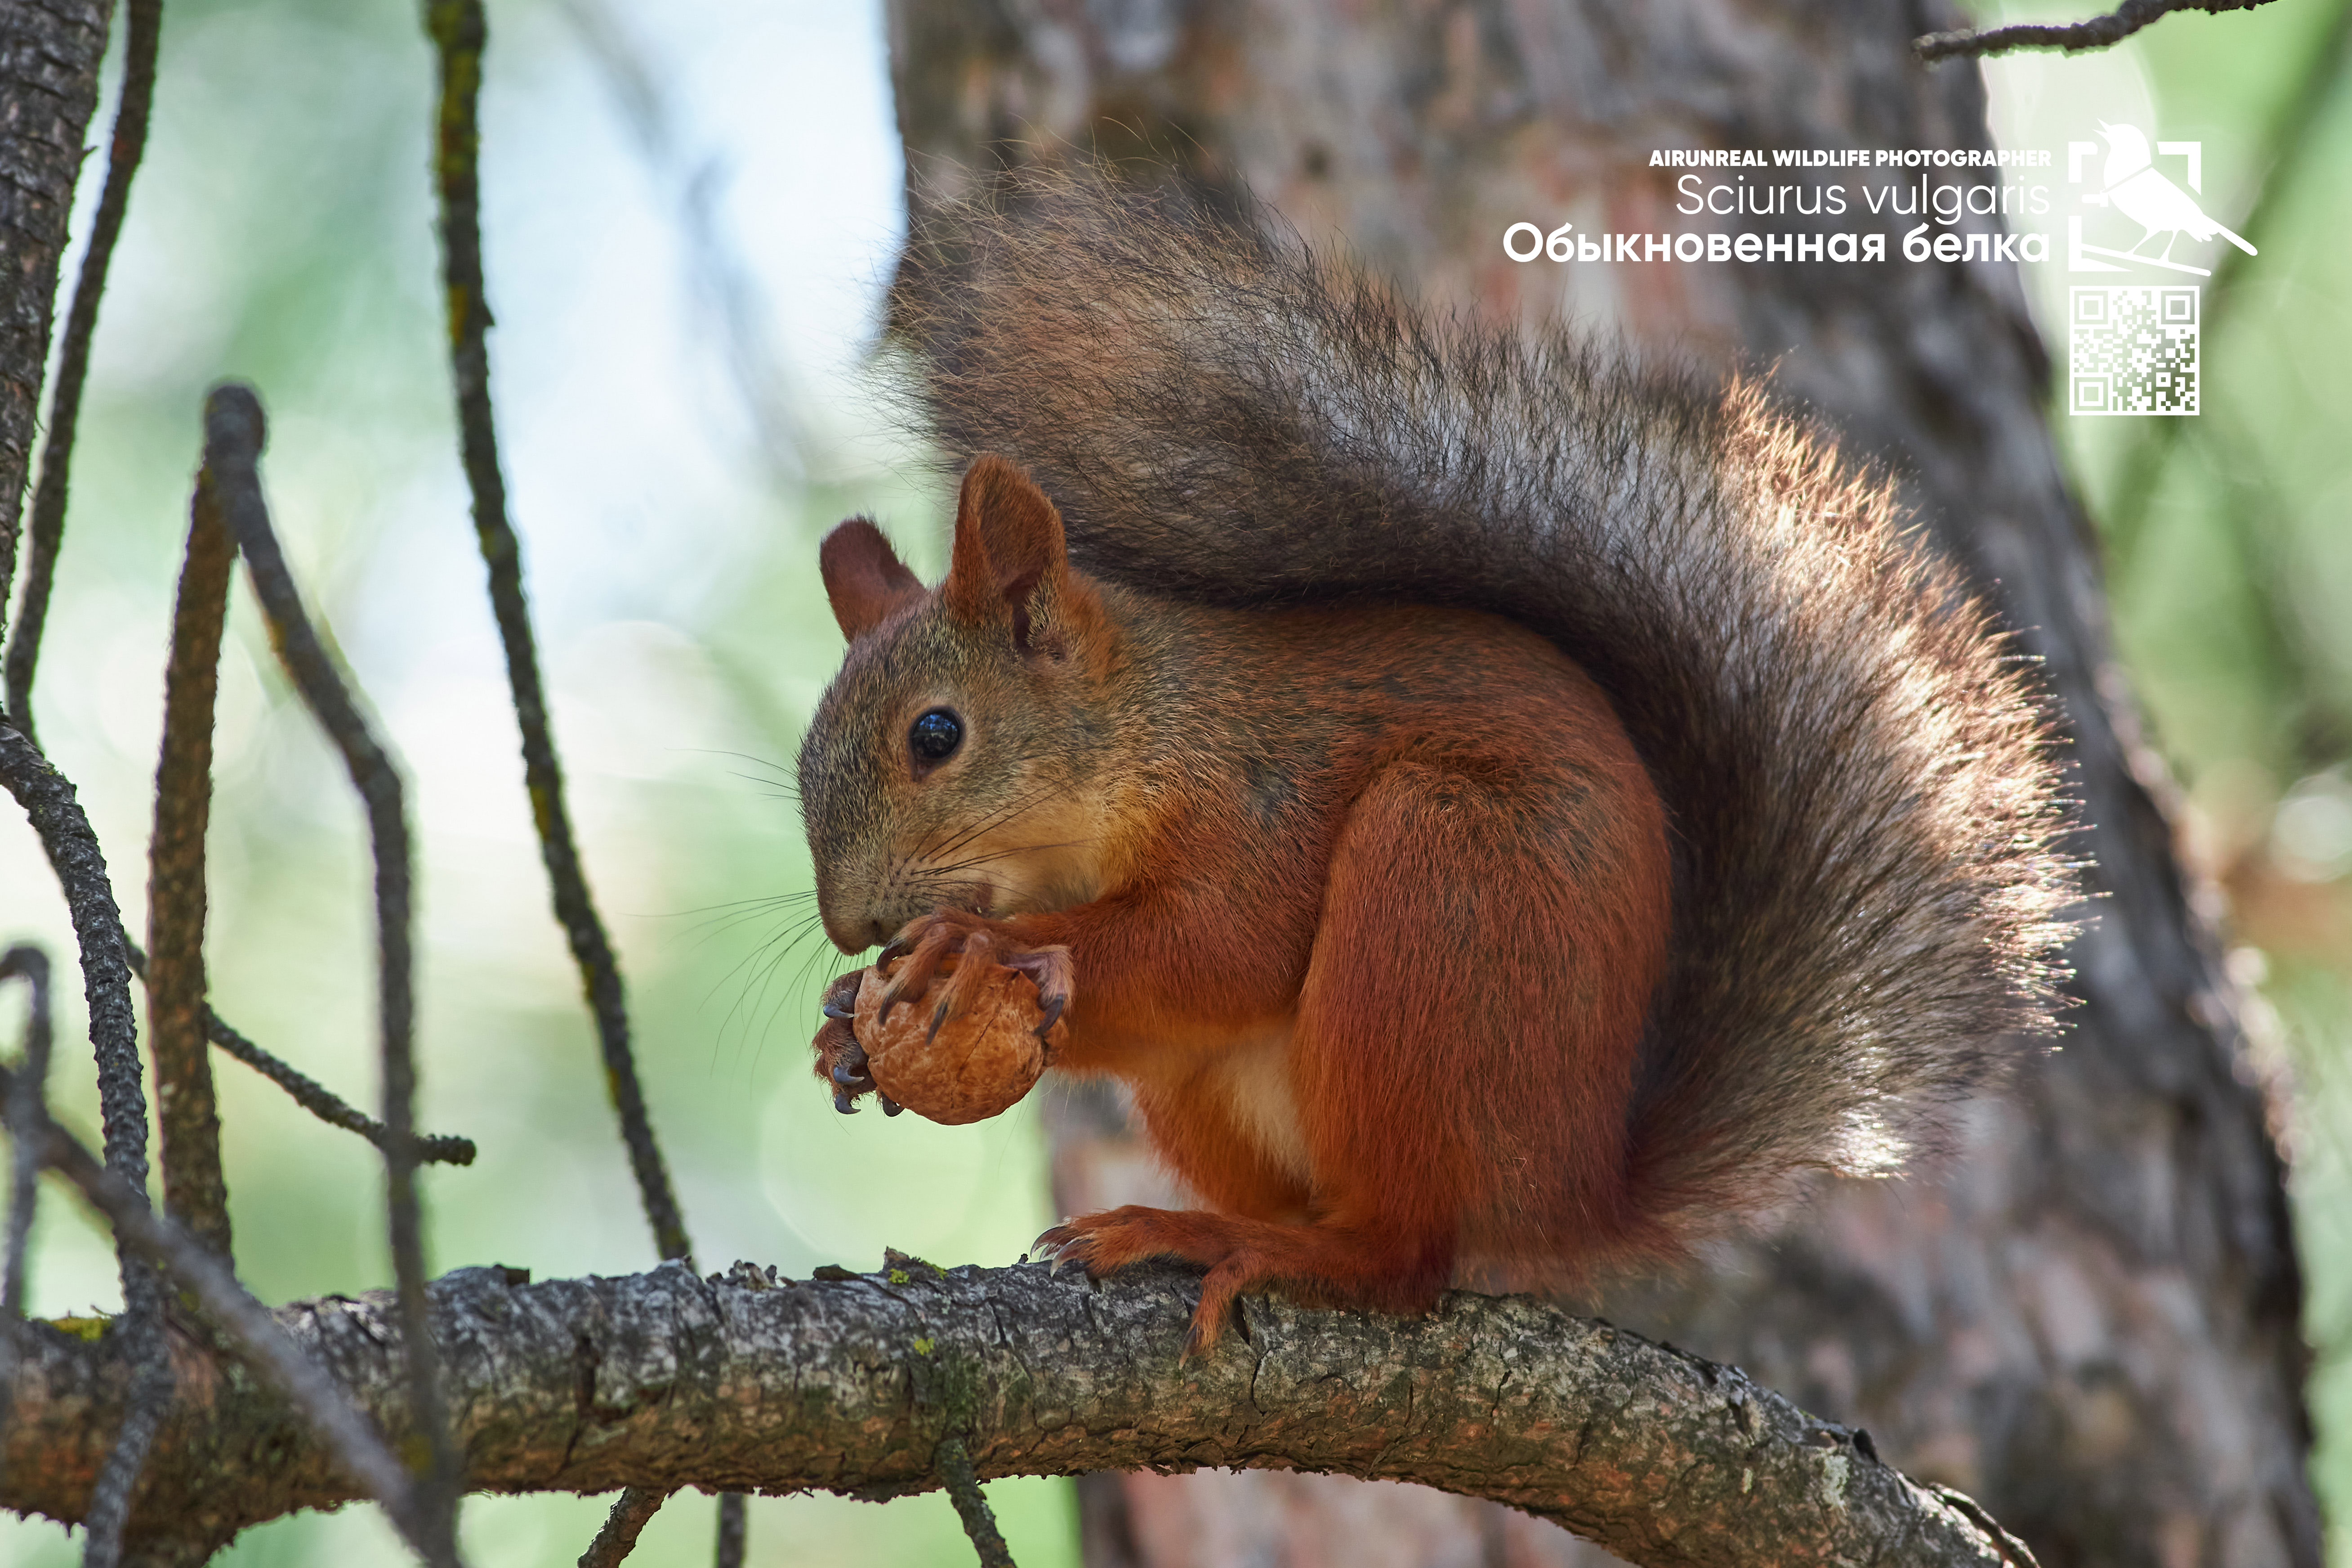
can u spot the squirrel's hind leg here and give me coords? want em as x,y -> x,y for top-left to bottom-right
1285,756 -> 1665,1279
1040,755 -> 1664,1350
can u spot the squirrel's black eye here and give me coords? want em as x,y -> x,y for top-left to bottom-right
908,708 -> 963,765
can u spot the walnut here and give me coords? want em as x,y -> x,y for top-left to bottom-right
851,955 -> 1056,1125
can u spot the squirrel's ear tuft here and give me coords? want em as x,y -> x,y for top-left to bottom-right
944,455 -> 1075,657
819,518 -> 924,642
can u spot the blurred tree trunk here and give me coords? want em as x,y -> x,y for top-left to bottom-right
884,3 -> 2321,1566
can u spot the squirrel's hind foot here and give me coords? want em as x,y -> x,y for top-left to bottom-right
1034,1206 -> 1451,1355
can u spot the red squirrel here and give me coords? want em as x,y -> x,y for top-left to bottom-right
799,172 -> 2075,1351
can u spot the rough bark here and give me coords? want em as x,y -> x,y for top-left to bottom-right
886,3 -> 2317,1565
0,1260 -> 2033,1567
0,0 -> 111,630
147,477 -> 238,1261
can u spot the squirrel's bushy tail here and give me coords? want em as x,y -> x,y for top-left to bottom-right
887,169 -> 2076,1238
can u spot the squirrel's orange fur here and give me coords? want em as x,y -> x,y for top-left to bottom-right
798,172 -> 2075,1350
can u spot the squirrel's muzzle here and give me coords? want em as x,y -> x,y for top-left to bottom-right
813,864 -> 892,954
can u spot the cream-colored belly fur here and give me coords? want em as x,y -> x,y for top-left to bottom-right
1198,1021 -> 1312,1185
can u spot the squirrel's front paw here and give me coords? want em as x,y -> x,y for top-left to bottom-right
805,912 -> 1072,1127
877,910 -> 1073,1042
812,968 -> 902,1117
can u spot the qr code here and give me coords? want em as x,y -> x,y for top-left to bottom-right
2070,286 -> 2199,416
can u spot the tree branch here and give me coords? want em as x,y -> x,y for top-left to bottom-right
146,451 -> 237,1259
421,0 -> 692,1270
0,0 -> 112,628
3,1257 -> 2032,1566
0,717 -> 171,1568
936,1435 -> 1018,1568
712,1490 -> 745,1568
1914,0 -> 2278,62
3,0 -> 162,744
0,941 -> 57,1448
0,1059 -> 429,1558
576,1487 -> 669,1568
199,383 -> 462,1567
125,939 -> 479,1167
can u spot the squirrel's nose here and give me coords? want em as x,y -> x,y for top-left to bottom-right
821,913 -> 890,955
814,876 -> 887,954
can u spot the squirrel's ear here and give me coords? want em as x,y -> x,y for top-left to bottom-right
943,455 -> 1076,658
819,518 -> 924,642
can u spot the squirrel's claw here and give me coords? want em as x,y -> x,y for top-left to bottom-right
1002,945 -> 1075,1047
1033,994 -> 1066,1041
876,919 -> 961,1024
812,968 -> 878,1114
919,930 -> 1000,1042
1030,1219 -> 1093,1276
824,1033 -> 877,1105
821,969 -> 861,1016
1028,1207 -> 1256,1354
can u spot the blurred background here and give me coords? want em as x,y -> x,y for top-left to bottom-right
0,0 -> 2344,1563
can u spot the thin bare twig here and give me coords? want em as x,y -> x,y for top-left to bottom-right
1,50 -> 180,1540
713,1491 -> 746,1568
1915,0 -> 2277,60
418,40 -> 744,1558
79,1351 -> 170,1568
123,940 -> 477,1165
123,939 -> 476,1167
0,721 -> 171,1567
0,0 -> 111,638
0,1058 -> 431,1551
147,456 -> 237,1258
1930,1486 -> 2046,1568
210,1014 -> 479,1166
936,1436 -> 1018,1568
422,0 -> 692,1270
424,8 -> 732,1557
0,719 -> 148,1271
0,945 -> 53,1318
577,1487 -> 669,1568
0,943 -> 56,1457
3,0 -> 163,747
199,384 -> 462,1568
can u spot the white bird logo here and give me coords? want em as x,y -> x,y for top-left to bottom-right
2084,122 -> 2256,263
